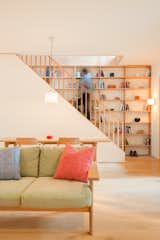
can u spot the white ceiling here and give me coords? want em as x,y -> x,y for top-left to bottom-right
54,56 -> 121,66
0,0 -> 160,64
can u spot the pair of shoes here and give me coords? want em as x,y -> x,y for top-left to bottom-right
129,150 -> 138,157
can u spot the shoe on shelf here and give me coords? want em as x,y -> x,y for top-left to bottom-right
133,151 -> 138,157
129,150 -> 133,156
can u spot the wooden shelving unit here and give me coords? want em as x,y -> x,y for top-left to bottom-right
28,58 -> 152,157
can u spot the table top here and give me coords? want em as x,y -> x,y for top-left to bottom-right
0,137 -> 110,144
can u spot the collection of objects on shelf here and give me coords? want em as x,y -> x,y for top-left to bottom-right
43,65 -> 151,157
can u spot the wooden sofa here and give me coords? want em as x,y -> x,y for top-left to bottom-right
0,138 -> 100,235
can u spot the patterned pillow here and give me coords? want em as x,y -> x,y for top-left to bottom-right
0,147 -> 21,180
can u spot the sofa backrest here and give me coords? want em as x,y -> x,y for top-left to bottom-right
20,146 -> 40,177
39,146 -> 63,177
20,145 -> 87,177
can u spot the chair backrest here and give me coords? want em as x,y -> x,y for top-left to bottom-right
58,137 -> 80,145
16,138 -> 38,146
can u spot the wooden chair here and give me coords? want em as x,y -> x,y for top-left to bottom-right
58,137 -> 80,145
16,138 -> 38,146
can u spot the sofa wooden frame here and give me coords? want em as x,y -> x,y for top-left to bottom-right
0,138 -> 100,235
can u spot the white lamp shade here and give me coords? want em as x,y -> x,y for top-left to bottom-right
147,98 -> 154,106
45,90 -> 58,103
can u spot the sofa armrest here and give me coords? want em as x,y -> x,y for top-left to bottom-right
88,162 -> 100,181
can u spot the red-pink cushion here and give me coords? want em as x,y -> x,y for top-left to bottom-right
54,145 -> 95,182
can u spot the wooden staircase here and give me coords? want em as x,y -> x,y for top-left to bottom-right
18,54 -> 124,150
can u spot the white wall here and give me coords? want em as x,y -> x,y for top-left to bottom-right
0,0 -> 159,64
0,0 -> 159,158
0,55 -> 125,162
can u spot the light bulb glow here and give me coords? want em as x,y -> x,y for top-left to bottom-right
147,98 -> 155,106
45,90 -> 58,103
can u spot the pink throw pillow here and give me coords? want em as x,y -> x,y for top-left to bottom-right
54,145 -> 95,182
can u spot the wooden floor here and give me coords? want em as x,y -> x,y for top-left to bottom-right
0,157 -> 160,240
99,156 -> 160,178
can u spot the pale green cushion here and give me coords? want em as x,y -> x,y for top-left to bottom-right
0,177 -> 36,207
39,147 -> 63,177
21,177 -> 92,209
20,147 -> 40,177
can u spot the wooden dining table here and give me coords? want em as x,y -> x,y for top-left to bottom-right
0,137 -> 110,148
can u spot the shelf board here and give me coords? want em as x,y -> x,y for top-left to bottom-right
109,133 -> 150,137
94,88 -> 149,90
125,76 -> 151,79
103,99 -> 147,102
106,110 -> 150,113
125,99 -> 147,102
125,133 -> 150,137
125,145 -> 151,148
124,65 -> 151,68
125,122 -> 151,125
93,77 -> 125,79
106,121 -> 151,125
43,76 -> 125,80
43,77 -> 73,79
30,64 -> 151,69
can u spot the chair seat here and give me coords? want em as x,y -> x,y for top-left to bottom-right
0,177 -> 36,207
21,177 -> 92,209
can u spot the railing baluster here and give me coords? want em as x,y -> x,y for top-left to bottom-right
81,89 -> 83,114
117,121 -> 120,147
39,55 -> 42,78
62,68 -> 64,98
90,93 -> 92,121
122,122 -> 124,150
108,111 -> 111,138
44,55 -> 46,83
112,120 -> 115,144
85,90 -> 87,117
76,79 -> 79,111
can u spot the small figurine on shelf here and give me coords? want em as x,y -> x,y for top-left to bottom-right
134,117 -> 141,122
115,97 -> 121,100
119,127 -> 122,135
144,137 -> 151,145
125,126 -> 132,134
120,103 -> 130,111
100,94 -> 106,101
98,80 -> 105,88
120,82 -> 124,88
107,84 -> 116,88
109,72 -> 115,78
125,81 -> 130,88
146,69 -> 151,77
76,71 -> 81,78
120,81 -> 130,88
100,70 -> 105,77
125,138 -> 129,145
96,70 -> 105,77
45,66 -> 50,77
135,96 -> 140,100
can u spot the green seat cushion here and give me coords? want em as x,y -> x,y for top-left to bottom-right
20,147 -> 40,177
21,177 -> 92,209
39,147 -> 63,177
0,177 -> 36,207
